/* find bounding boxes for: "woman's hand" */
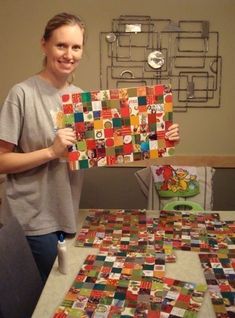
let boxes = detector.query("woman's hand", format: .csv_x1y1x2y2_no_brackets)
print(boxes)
165,123,180,143
49,128,76,159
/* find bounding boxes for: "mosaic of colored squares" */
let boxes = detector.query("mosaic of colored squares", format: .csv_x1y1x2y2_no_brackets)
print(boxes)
61,85,175,170
53,253,207,318
53,209,235,317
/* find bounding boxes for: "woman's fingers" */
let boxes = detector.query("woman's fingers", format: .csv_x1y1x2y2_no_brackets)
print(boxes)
166,123,180,141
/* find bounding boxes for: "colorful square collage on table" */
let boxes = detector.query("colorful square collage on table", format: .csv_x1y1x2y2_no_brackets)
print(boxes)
53,253,207,318
155,210,221,253
75,209,149,252
199,253,235,318
75,209,176,262
206,220,235,257
61,84,175,170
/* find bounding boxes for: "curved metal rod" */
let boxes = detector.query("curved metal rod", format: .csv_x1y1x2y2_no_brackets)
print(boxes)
120,70,135,78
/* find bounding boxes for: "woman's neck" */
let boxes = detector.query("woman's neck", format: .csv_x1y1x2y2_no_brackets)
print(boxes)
38,69,69,90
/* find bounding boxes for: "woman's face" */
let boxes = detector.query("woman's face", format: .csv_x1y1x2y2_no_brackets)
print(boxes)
41,24,84,79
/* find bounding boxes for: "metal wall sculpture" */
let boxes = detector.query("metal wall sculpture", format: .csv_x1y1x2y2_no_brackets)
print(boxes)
100,16,222,112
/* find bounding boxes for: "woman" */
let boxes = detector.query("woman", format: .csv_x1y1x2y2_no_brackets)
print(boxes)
0,12,85,284
0,12,180,284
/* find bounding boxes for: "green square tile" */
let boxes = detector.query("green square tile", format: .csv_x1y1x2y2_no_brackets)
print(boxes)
79,288,92,297
77,140,87,151
88,270,98,277
122,118,131,126
149,123,157,131
112,118,122,128
151,281,164,291
61,299,73,308
99,296,113,305
114,292,126,300
70,308,88,317
183,311,197,318
131,269,143,279
64,114,75,126
143,264,154,271
118,280,129,288
112,267,122,273
164,112,173,121
81,92,91,102
85,130,95,139
94,283,106,290
73,281,84,289
96,255,106,261
79,160,89,169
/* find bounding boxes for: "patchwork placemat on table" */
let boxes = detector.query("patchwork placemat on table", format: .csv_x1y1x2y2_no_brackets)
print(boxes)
206,220,235,257
75,209,149,251
155,210,221,253
75,209,176,262
61,84,175,170
199,253,235,318
53,253,207,318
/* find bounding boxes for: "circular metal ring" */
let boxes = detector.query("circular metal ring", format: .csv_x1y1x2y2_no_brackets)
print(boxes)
147,50,165,69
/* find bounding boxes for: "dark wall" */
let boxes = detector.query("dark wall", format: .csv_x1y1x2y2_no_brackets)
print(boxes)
80,167,235,211
80,167,147,210
212,168,235,211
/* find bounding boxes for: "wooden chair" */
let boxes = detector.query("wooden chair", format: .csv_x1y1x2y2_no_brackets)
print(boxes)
0,216,43,318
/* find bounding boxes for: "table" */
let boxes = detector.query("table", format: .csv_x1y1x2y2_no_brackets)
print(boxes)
32,209,235,318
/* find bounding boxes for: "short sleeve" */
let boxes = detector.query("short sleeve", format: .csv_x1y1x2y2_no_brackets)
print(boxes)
0,85,25,146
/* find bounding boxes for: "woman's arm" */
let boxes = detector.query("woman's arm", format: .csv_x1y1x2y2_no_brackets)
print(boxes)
0,128,76,174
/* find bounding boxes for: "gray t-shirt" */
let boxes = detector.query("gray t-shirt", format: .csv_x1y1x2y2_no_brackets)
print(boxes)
0,75,84,235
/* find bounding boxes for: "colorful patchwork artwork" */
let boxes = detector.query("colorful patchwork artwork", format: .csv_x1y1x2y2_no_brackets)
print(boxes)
75,209,176,262
61,84,175,170
75,209,149,252
199,253,235,318
53,253,207,318
155,210,221,252
147,217,176,263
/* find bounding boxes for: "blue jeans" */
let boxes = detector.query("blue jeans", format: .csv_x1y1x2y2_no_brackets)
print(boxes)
26,232,62,285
